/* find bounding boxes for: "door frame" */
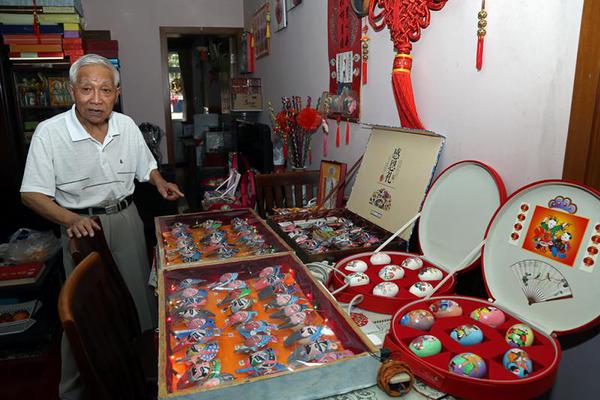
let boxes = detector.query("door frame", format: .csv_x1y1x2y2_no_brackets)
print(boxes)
159,27,242,166
562,1,600,188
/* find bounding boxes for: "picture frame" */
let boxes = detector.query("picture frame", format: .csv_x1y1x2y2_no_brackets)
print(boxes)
252,2,270,59
273,0,287,32
47,76,72,106
317,160,348,209
239,31,255,74
286,0,302,11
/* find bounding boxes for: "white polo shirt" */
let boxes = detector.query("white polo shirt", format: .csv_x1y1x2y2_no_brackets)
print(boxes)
20,105,158,209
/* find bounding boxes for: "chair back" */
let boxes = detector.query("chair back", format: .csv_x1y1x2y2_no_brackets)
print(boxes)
255,170,319,217
58,252,148,400
68,219,142,339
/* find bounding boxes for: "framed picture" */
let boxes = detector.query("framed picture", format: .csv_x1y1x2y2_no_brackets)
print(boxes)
273,0,287,32
252,2,270,59
239,31,255,74
48,76,72,106
318,160,348,209
286,0,302,11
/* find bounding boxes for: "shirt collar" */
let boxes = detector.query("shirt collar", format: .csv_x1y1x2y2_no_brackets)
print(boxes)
66,105,120,142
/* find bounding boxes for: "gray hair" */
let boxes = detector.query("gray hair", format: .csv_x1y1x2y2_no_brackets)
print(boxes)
69,54,120,87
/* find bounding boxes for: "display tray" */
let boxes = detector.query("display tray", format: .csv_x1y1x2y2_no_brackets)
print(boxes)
328,252,455,315
155,208,293,269
266,208,405,263
384,296,560,400
158,253,380,400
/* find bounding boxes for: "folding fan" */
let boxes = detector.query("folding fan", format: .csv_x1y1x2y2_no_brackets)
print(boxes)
511,260,573,305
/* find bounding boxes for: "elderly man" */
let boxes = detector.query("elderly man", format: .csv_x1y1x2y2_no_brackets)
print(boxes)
20,53,183,399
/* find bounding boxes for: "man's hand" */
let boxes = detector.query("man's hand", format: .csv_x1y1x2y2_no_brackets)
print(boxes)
157,181,184,201
67,215,102,238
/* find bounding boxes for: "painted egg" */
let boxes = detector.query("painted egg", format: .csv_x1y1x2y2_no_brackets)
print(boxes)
401,257,424,270
502,348,533,378
429,299,463,318
347,272,370,287
400,309,435,331
449,352,487,378
470,306,506,328
450,324,484,346
370,252,391,265
409,281,434,298
378,265,405,281
418,267,443,281
372,282,399,297
505,324,535,347
345,260,368,273
409,335,442,358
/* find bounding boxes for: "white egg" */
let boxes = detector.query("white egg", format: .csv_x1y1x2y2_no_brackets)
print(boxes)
347,272,370,287
418,267,443,281
370,252,392,265
401,257,424,270
372,282,399,297
378,265,405,281
344,259,368,273
409,281,434,298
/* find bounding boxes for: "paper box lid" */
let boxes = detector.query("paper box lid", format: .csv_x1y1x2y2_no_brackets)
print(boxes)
347,126,445,241
483,180,600,335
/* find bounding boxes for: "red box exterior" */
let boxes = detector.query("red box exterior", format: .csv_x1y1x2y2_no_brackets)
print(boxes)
385,296,562,400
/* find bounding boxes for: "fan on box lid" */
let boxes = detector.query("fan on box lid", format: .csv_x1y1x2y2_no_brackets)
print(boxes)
511,260,573,305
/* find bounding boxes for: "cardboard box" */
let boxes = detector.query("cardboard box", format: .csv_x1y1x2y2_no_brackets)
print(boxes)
267,126,446,263
158,253,380,399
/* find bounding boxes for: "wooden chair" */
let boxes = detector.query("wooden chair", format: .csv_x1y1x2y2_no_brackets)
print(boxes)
68,218,141,339
58,252,150,400
255,170,319,217
68,221,157,396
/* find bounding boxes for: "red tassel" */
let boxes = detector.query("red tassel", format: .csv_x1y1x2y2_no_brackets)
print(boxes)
476,36,484,71
345,121,350,145
32,0,41,43
283,142,288,159
392,54,424,130
309,147,312,164
362,62,368,85
323,130,328,157
335,117,341,147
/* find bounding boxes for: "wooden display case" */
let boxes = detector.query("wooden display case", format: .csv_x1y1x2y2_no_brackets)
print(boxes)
158,253,380,400
154,208,293,270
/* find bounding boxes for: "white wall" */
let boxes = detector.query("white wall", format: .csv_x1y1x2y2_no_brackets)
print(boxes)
244,0,584,193
81,0,244,155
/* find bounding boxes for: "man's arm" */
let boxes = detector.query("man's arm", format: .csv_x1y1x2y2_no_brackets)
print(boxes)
21,192,101,238
149,169,184,201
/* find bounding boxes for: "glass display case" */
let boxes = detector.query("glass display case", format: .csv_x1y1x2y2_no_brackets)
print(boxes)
158,253,380,399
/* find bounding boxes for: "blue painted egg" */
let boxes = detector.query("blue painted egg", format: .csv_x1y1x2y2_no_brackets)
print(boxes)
502,348,533,378
450,324,484,346
448,352,487,378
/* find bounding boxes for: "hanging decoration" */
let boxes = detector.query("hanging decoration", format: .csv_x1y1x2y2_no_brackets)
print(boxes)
361,25,370,85
31,0,41,42
476,0,487,71
368,0,449,129
327,0,363,122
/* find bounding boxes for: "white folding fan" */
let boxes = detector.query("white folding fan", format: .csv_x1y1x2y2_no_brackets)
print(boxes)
511,260,573,305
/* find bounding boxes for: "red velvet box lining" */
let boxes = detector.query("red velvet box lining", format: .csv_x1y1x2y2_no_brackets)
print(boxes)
389,297,557,381
329,253,454,314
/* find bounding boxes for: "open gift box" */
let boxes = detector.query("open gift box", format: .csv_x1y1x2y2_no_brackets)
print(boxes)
267,126,446,263
383,180,600,399
158,253,380,399
328,161,507,314
154,208,293,269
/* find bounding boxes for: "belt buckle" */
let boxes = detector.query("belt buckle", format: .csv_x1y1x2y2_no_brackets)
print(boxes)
105,203,119,214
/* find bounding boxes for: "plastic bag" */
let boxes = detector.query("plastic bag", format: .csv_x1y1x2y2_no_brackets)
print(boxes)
5,228,61,263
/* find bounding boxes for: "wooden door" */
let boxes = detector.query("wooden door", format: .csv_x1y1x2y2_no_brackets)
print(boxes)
563,1,600,189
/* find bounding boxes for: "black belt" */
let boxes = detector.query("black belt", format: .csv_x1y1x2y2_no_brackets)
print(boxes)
67,195,133,215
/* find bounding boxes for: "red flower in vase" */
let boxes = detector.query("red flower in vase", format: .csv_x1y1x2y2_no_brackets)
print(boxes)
296,107,322,132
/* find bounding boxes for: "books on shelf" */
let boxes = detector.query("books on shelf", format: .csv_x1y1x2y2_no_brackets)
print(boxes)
9,51,64,60
0,262,46,287
0,24,63,34
81,30,110,40
10,43,63,53
3,33,63,44
0,13,81,25
0,0,83,16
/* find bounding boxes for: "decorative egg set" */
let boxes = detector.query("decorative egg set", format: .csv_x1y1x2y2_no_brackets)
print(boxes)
329,251,455,314
389,297,555,383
